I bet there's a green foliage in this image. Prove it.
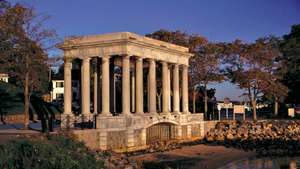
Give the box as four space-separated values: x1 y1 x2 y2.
222 37 288 119
0 81 62 120
0 81 22 116
280 24 300 104
0 136 104 169
147 30 221 114
0 0 56 127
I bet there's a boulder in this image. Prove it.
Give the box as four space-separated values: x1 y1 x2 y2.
204 120 300 156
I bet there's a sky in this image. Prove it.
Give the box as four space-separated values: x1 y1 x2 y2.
9 0 300 101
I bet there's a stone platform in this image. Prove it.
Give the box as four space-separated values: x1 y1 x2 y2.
72 113 204 152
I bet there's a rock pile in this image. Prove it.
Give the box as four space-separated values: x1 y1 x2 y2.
147 140 181 153
205 120 300 156
98 151 139 169
128 140 182 156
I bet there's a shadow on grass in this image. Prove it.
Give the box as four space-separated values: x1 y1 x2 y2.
0 82 63 132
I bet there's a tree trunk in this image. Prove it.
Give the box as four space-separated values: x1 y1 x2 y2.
24 71 30 129
192 89 196 113
251 100 257 121
204 84 208 117
274 97 279 116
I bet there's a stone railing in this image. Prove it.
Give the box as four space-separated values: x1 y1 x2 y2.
0 114 39 123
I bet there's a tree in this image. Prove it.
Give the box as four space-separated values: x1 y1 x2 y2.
261 37 288 116
280 24 300 104
223 37 287 120
190 43 224 116
195 86 216 113
0 82 19 123
0 1 55 129
146 30 212 114
146 30 190 112
146 29 190 47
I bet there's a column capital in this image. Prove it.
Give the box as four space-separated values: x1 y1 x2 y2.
64 58 73 64
136 57 143 61
82 57 91 62
122 54 131 60
182 64 189 69
102 56 110 62
161 61 171 68
64 61 72 68
147 58 156 62
161 61 168 65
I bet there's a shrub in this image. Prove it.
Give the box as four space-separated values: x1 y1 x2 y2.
0 135 104 169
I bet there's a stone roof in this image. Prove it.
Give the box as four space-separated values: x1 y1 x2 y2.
58 32 192 65
59 32 189 53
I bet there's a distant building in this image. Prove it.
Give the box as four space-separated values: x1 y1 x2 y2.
51 79 64 101
0 73 9 83
51 77 80 102
217 100 268 110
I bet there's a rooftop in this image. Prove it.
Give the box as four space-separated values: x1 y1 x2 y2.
0 73 9 77
59 32 190 53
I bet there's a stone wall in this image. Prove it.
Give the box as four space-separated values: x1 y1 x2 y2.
1 114 39 123
71 113 206 152
203 120 219 134
181 125 188 139
107 130 127 150
72 129 101 150
191 124 201 138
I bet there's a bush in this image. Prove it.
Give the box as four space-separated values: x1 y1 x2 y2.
0 135 104 169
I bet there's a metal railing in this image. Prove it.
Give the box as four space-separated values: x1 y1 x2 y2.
60 114 97 130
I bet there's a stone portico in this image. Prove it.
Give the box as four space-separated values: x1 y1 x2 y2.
59 32 204 152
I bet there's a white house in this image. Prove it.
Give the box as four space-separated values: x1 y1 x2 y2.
51 80 64 101
0 73 9 83
51 79 80 102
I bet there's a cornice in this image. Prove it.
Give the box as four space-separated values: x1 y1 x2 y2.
60 39 193 58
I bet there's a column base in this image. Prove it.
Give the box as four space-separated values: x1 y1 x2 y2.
120 113 132 117
80 113 94 121
60 114 74 129
134 112 144 116
100 112 112 117
160 112 171 115
148 112 158 115
182 111 191 114
172 111 181 115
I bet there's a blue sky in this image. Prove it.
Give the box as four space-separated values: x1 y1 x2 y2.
9 0 300 101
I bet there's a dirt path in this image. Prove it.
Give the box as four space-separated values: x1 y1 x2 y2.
130 144 255 169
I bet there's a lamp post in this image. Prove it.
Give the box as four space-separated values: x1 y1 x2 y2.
217 104 221 121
